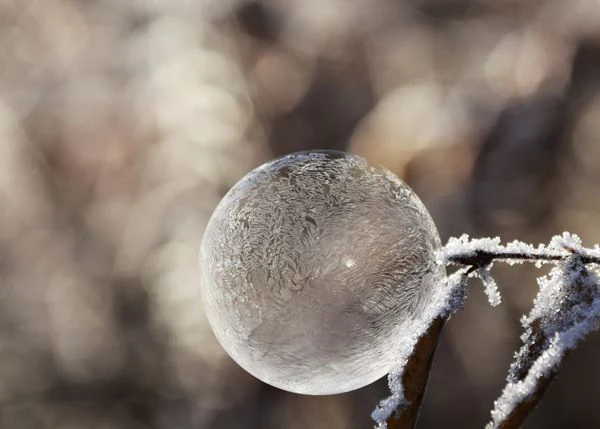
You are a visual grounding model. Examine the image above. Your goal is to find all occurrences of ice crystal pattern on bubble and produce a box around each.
[200,151,444,395]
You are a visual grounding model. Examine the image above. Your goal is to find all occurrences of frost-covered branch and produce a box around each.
[441,234,600,271]
[373,233,600,429]
[375,317,444,429]
[487,247,600,428]
[372,269,470,428]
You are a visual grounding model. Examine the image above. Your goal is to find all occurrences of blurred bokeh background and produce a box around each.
[1,0,600,428]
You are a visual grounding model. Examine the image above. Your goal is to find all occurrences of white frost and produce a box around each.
[439,234,566,267]
[487,250,600,428]
[372,268,469,427]
[477,265,502,307]
[375,232,600,428]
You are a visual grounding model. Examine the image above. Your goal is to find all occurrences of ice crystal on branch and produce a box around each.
[488,249,600,428]
[371,269,469,428]
[375,232,600,429]
[476,265,501,307]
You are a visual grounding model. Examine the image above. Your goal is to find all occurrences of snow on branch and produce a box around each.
[439,233,600,269]
[373,233,600,429]
[487,251,600,428]
[372,269,469,428]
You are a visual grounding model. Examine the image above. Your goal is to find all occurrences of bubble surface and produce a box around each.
[200,151,444,394]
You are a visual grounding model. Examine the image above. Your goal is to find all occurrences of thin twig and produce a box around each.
[442,236,600,429]
[493,318,559,429]
[446,249,600,271]
[376,234,600,429]
[384,317,444,429]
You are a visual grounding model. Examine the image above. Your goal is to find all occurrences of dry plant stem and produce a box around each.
[386,317,444,429]
[496,373,556,429]
[445,241,598,429]
[447,250,600,272]
[496,320,559,429]
[377,237,597,428]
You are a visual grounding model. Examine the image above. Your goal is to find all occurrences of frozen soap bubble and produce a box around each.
[200,151,444,395]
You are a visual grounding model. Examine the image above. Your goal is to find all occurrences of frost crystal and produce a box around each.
[477,265,501,307]
[438,235,504,306]
[487,247,600,428]
[372,268,469,427]
[440,234,565,267]
[376,232,600,428]
[439,234,502,262]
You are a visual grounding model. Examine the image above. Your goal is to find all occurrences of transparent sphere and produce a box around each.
[200,151,444,395]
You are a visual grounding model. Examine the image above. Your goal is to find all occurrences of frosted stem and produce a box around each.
[447,250,600,270]
[376,233,600,429]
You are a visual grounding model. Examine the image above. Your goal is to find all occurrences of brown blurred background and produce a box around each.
[1,0,600,428]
